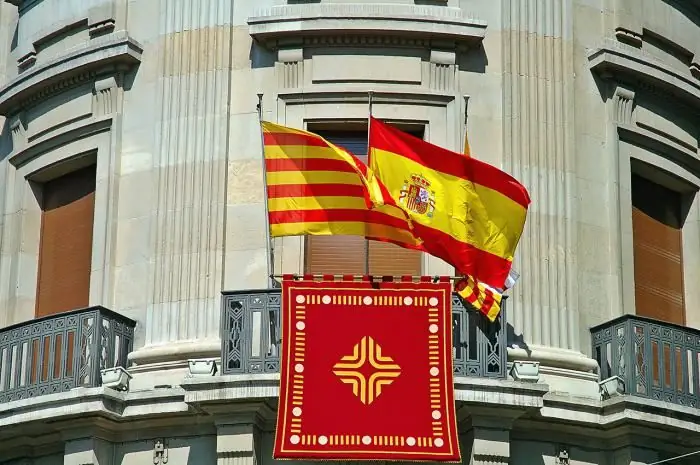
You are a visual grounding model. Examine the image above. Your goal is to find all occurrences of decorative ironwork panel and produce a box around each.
[221,289,507,378]
[0,307,135,403]
[591,314,700,408]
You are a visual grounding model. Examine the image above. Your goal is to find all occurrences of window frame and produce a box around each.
[302,123,425,276]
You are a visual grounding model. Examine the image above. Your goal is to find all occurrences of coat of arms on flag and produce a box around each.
[274,276,460,462]
[400,174,436,218]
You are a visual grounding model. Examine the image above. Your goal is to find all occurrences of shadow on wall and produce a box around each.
[662,0,700,28]
[506,322,532,357]
[250,41,276,70]
[458,42,488,75]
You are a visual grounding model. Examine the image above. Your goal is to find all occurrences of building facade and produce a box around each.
[0,0,699,464]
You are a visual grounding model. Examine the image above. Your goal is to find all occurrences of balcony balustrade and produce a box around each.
[221,288,507,378]
[592,314,700,408]
[0,306,135,403]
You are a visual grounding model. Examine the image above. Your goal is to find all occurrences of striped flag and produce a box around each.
[368,117,529,290]
[459,124,520,320]
[368,118,530,322]
[455,275,502,322]
[262,122,423,250]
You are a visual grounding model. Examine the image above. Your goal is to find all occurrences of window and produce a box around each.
[35,165,96,317]
[304,128,422,276]
[631,173,685,324]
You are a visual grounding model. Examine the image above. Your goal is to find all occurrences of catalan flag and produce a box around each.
[368,117,530,291]
[455,275,502,321]
[262,122,422,249]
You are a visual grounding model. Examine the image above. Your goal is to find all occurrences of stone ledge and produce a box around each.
[541,392,700,445]
[181,374,548,416]
[0,386,189,433]
[589,39,700,110]
[248,3,486,48]
[278,88,455,106]
[0,31,142,116]
[453,376,548,409]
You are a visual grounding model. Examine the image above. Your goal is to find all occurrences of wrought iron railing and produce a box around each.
[591,314,700,408]
[0,306,135,403]
[221,289,507,378]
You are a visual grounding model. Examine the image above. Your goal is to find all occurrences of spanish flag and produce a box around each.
[458,124,514,321]
[368,117,530,291]
[263,122,422,249]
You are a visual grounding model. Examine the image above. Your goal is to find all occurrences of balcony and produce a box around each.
[592,314,700,408]
[0,306,135,403]
[220,289,507,378]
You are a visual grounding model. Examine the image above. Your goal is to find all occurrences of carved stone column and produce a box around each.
[502,0,600,390]
[130,0,233,367]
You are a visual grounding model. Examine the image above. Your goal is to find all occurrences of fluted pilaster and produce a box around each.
[145,0,232,350]
[502,0,577,351]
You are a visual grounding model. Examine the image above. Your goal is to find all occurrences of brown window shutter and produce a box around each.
[631,174,685,325]
[304,131,421,276]
[35,165,96,317]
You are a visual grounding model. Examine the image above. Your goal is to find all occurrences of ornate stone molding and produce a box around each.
[0,31,142,116]
[589,39,700,111]
[612,85,636,125]
[248,4,486,50]
[277,89,455,107]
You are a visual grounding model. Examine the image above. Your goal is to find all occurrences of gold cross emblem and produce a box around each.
[332,336,401,405]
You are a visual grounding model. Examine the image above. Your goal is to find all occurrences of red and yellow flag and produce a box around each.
[458,124,509,321]
[262,121,422,249]
[368,117,530,291]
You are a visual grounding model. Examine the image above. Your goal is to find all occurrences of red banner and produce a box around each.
[274,278,460,462]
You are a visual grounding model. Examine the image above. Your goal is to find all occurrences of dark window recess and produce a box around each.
[304,131,422,276]
[631,173,685,325]
[35,165,97,317]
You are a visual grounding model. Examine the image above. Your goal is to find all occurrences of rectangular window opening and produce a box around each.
[35,165,97,318]
[303,124,424,277]
[631,173,685,325]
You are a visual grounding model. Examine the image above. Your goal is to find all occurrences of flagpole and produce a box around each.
[257,93,275,288]
[365,90,374,276]
[463,94,471,157]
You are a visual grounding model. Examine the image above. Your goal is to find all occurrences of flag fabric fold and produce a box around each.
[262,121,423,250]
[454,275,502,322]
[368,117,530,291]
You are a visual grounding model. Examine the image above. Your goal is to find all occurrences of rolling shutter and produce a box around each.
[35,166,96,317]
[631,174,685,325]
[304,133,421,276]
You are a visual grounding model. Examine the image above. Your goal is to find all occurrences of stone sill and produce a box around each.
[248,3,486,46]
[0,31,142,115]
[589,39,700,110]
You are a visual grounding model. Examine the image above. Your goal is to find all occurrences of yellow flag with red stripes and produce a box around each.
[262,121,423,250]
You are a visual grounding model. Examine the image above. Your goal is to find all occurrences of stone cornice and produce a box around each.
[589,39,700,110]
[0,31,142,116]
[248,4,486,50]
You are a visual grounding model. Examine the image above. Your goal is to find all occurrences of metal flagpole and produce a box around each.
[257,93,275,288]
[463,94,471,157]
[365,91,374,277]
